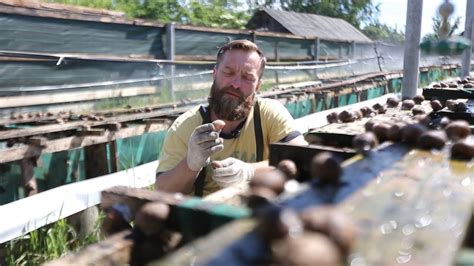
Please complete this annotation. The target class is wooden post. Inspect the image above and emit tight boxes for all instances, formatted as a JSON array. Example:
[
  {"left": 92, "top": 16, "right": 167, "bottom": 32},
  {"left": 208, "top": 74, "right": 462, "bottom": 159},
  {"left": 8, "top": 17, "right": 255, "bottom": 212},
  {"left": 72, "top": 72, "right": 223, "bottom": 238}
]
[
  {"left": 251, "top": 31, "right": 257, "bottom": 43},
  {"left": 166, "top": 23, "right": 176, "bottom": 101},
  {"left": 461, "top": 0, "right": 474, "bottom": 78},
  {"left": 402, "top": 0, "right": 423, "bottom": 99},
  {"left": 84, "top": 143, "right": 109, "bottom": 179},
  {"left": 20, "top": 157, "right": 38, "bottom": 197},
  {"left": 68, "top": 143, "right": 110, "bottom": 239}
]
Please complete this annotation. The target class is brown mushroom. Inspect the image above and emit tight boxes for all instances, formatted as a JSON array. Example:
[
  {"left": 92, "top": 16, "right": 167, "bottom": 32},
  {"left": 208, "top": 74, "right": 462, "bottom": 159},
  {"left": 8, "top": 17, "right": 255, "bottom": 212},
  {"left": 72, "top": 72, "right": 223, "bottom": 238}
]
[
  {"left": 250, "top": 170, "right": 286, "bottom": 195},
  {"left": 401, "top": 124, "right": 427, "bottom": 144},
  {"left": 272, "top": 233, "right": 342, "bottom": 266},
  {"left": 387, "top": 122, "right": 406, "bottom": 142},
  {"left": 277, "top": 159, "right": 299, "bottom": 180},
  {"left": 413, "top": 95, "right": 425, "bottom": 104},
  {"left": 417, "top": 130, "right": 447, "bottom": 150},
  {"left": 401, "top": 99, "right": 415, "bottom": 110},
  {"left": 327, "top": 112, "right": 339, "bottom": 123},
  {"left": 430, "top": 100, "right": 443, "bottom": 112},
  {"left": 338, "top": 110, "right": 355, "bottom": 123},
  {"left": 445, "top": 120, "right": 471, "bottom": 140},
  {"left": 386, "top": 97, "right": 400, "bottom": 108},
  {"left": 451, "top": 141, "right": 474, "bottom": 160},
  {"left": 372, "top": 122, "right": 391, "bottom": 142},
  {"left": 352, "top": 132, "right": 379, "bottom": 154},
  {"left": 310, "top": 152, "right": 343, "bottom": 185},
  {"left": 411, "top": 106, "right": 426, "bottom": 116}
]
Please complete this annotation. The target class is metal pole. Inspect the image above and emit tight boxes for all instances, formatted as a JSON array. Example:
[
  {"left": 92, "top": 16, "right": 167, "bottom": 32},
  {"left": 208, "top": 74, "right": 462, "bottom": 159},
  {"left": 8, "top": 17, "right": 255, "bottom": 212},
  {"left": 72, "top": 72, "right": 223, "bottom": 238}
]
[
  {"left": 461, "top": 0, "right": 474, "bottom": 78},
  {"left": 313, "top": 38, "right": 320, "bottom": 78},
  {"left": 402, "top": 0, "right": 423, "bottom": 99},
  {"left": 166, "top": 23, "right": 176, "bottom": 101},
  {"left": 351, "top": 41, "right": 356, "bottom": 59}
]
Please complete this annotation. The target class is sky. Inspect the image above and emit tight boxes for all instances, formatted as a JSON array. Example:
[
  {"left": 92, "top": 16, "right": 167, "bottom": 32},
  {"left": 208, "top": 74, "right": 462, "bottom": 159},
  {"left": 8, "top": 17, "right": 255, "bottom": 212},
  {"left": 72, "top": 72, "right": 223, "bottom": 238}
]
[{"left": 375, "top": 0, "right": 468, "bottom": 37}]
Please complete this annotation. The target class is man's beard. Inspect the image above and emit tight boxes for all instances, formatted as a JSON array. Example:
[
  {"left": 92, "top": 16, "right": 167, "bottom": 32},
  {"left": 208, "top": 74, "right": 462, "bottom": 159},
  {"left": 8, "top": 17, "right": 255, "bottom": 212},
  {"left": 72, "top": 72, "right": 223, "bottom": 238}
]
[{"left": 208, "top": 81, "right": 255, "bottom": 121}]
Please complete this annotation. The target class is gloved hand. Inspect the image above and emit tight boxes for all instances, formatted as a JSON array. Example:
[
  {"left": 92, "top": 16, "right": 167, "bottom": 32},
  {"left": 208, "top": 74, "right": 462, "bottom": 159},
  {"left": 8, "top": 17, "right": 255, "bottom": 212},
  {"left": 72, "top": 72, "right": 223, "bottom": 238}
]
[
  {"left": 211, "top": 157, "right": 255, "bottom": 188},
  {"left": 186, "top": 122, "right": 225, "bottom": 172}
]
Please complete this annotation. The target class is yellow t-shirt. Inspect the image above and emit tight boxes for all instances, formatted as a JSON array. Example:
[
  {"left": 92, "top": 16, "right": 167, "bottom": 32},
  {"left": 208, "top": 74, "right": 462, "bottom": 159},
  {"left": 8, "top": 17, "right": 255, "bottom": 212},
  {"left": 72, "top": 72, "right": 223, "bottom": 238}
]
[{"left": 156, "top": 97, "right": 297, "bottom": 195}]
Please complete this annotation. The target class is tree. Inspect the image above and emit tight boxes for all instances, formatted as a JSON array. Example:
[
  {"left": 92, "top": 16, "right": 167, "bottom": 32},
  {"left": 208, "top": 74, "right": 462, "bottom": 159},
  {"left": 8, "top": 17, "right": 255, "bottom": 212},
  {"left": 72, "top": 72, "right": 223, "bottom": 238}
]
[
  {"left": 362, "top": 21, "right": 405, "bottom": 44},
  {"left": 48, "top": 0, "right": 251, "bottom": 29},
  {"left": 422, "top": 13, "right": 461, "bottom": 42}
]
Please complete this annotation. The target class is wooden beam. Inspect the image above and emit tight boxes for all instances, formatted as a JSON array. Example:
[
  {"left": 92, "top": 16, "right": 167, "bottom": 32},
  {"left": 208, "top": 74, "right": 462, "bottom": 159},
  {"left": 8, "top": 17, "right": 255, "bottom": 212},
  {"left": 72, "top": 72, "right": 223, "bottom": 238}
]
[
  {"left": 0, "top": 122, "right": 171, "bottom": 164},
  {"left": 101, "top": 186, "right": 250, "bottom": 237},
  {"left": 0, "top": 86, "right": 160, "bottom": 109},
  {"left": 0, "top": 106, "right": 184, "bottom": 140}
]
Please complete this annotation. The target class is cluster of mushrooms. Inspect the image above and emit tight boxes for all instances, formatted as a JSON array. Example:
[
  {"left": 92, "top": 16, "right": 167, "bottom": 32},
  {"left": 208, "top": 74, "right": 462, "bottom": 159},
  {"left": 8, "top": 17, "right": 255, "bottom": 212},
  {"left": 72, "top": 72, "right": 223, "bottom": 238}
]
[
  {"left": 326, "top": 94, "right": 430, "bottom": 124},
  {"left": 347, "top": 95, "right": 474, "bottom": 160},
  {"left": 432, "top": 76, "right": 474, "bottom": 88},
  {"left": 243, "top": 151, "right": 348, "bottom": 264},
  {"left": 257, "top": 205, "right": 355, "bottom": 265}
]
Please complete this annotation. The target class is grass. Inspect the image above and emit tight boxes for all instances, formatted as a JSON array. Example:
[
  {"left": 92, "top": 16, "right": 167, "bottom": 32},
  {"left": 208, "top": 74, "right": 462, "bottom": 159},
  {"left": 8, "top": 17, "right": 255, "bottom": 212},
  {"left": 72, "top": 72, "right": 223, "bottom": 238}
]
[{"left": 5, "top": 211, "right": 105, "bottom": 265}]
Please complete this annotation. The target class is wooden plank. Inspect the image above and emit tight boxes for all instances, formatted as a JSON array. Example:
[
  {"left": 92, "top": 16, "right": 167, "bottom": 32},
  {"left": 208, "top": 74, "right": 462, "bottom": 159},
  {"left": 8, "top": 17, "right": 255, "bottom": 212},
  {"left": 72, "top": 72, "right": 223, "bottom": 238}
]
[
  {"left": 101, "top": 186, "right": 250, "bottom": 239},
  {"left": 0, "top": 106, "right": 186, "bottom": 140},
  {"left": 0, "top": 122, "right": 171, "bottom": 163},
  {"left": 269, "top": 142, "right": 356, "bottom": 181},
  {"left": 338, "top": 147, "right": 474, "bottom": 265},
  {"left": 151, "top": 143, "right": 413, "bottom": 265},
  {"left": 45, "top": 230, "right": 134, "bottom": 266},
  {"left": 423, "top": 87, "right": 474, "bottom": 101},
  {"left": 0, "top": 86, "right": 160, "bottom": 108},
  {"left": 153, "top": 219, "right": 257, "bottom": 266},
  {"left": 84, "top": 143, "right": 109, "bottom": 179},
  {"left": 306, "top": 100, "right": 433, "bottom": 147}
]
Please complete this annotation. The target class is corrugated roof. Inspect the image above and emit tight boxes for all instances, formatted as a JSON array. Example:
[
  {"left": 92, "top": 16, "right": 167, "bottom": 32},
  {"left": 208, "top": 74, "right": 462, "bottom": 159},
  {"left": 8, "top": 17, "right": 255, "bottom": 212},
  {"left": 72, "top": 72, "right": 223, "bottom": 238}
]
[{"left": 253, "top": 8, "right": 372, "bottom": 43}]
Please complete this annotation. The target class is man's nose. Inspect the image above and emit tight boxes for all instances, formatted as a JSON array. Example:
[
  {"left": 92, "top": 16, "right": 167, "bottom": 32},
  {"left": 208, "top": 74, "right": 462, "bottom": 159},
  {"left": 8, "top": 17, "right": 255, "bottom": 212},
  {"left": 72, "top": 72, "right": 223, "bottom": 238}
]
[{"left": 230, "top": 76, "right": 242, "bottom": 89}]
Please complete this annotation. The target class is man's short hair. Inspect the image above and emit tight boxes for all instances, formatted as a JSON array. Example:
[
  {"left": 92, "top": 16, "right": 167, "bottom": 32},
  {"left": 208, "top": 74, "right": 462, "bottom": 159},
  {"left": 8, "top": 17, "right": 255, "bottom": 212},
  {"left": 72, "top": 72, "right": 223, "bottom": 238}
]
[{"left": 216, "top": 39, "right": 267, "bottom": 78}]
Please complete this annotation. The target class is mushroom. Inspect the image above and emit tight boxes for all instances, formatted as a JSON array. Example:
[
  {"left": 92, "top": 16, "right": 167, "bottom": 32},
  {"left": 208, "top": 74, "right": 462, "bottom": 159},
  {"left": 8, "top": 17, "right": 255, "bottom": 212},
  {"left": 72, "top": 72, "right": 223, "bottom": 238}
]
[
  {"left": 277, "top": 159, "right": 299, "bottom": 180},
  {"left": 451, "top": 141, "right": 474, "bottom": 160},
  {"left": 445, "top": 120, "right": 471, "bottom": 140},
  {"left": 401, "top": 124, "right": 427, "bottom": 145},
  {"left": 401, "top": 99, "right": 415, "bottom": 110},
  {"left": 352, "top": 132, "right": 379, "bottom": 155},
  {"left": 413, "top": 95, "right": 425, "bottom": 104},
  {"left": 417, "top": 130, "right": 447, "bottom": 150},
  {"left": 310, "top": 152, "right": 343, "bottom": 185}
]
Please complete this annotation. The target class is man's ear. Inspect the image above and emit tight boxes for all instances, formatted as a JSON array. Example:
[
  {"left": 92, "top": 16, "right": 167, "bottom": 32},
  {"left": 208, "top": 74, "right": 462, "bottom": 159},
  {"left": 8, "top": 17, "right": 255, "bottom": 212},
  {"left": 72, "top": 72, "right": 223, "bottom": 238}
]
[{"left": 212, "top": 66, "right": 217, "bottom": 79}]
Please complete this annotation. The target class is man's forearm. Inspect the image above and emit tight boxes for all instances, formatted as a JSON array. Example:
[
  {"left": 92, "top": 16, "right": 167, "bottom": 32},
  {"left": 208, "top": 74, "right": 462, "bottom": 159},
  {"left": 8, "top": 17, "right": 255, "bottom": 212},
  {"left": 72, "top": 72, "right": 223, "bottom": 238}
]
[{"left": 155, "top": 158, "right": 200, "bottom": 194}]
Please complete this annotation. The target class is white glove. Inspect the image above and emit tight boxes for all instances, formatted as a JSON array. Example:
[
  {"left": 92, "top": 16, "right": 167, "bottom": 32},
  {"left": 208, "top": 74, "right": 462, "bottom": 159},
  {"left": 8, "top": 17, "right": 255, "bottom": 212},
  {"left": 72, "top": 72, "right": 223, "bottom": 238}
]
[
  {"left": 211, "top": 157, "right": 255, "bottom": 188},
  {"left": 186, "top": 123, "right": 224, "bottom": 172}
]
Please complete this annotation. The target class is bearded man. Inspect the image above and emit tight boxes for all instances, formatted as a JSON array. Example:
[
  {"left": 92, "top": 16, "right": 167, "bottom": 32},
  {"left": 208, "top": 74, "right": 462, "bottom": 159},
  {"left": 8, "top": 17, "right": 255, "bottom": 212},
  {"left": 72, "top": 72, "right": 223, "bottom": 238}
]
[{"left": 155, "top": 39, "right": 307, "bottom": 196}]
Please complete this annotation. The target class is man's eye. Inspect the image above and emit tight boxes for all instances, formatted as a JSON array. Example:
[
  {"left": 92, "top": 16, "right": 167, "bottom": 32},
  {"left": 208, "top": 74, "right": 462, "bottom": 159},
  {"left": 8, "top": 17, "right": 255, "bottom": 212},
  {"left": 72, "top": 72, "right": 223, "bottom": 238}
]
[{"left": 244, "top": 76, "right": 255, "bottom": 82}]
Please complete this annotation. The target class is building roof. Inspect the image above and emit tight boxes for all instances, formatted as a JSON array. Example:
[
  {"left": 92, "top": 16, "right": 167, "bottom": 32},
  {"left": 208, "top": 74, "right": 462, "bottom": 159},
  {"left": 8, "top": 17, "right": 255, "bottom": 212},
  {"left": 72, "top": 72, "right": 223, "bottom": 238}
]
[{"left": 248, "top": 8, "right": 372, "bottom": 43}]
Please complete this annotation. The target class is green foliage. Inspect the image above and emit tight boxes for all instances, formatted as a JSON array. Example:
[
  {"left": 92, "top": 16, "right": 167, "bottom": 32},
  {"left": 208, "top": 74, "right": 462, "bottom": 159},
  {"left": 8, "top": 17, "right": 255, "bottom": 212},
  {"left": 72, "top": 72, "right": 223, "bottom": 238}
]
[
  {"left": 48, "top": 0, "right": 380, "bottom": 30},
  {"left": 48, "top": 0, "right": 251, "bottom": 29},
  {"left": 362, "top": 21, "right": 405, "bottom": 44},
  {"left": 5, "top": 214, "right": 104, "bottom": 265},
  {"left": 249, "top": 0, "right": 380, "bottom": 29},
  {"left": 46, "top": 0, "right": 114, "bottom": 9},
  {"left": 422, "top": 13, "right": 462, "bottom": 42}
]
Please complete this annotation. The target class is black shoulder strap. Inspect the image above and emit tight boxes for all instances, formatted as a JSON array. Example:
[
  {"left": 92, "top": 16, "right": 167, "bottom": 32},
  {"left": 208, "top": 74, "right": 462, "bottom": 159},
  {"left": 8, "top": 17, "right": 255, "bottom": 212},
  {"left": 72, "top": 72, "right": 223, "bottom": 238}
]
[
  {"left": 194, "top": 105, "right": 210, "bottom": 197},
  {"left": 254, "top": 100, "right": 264, "bottom": 161}
]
